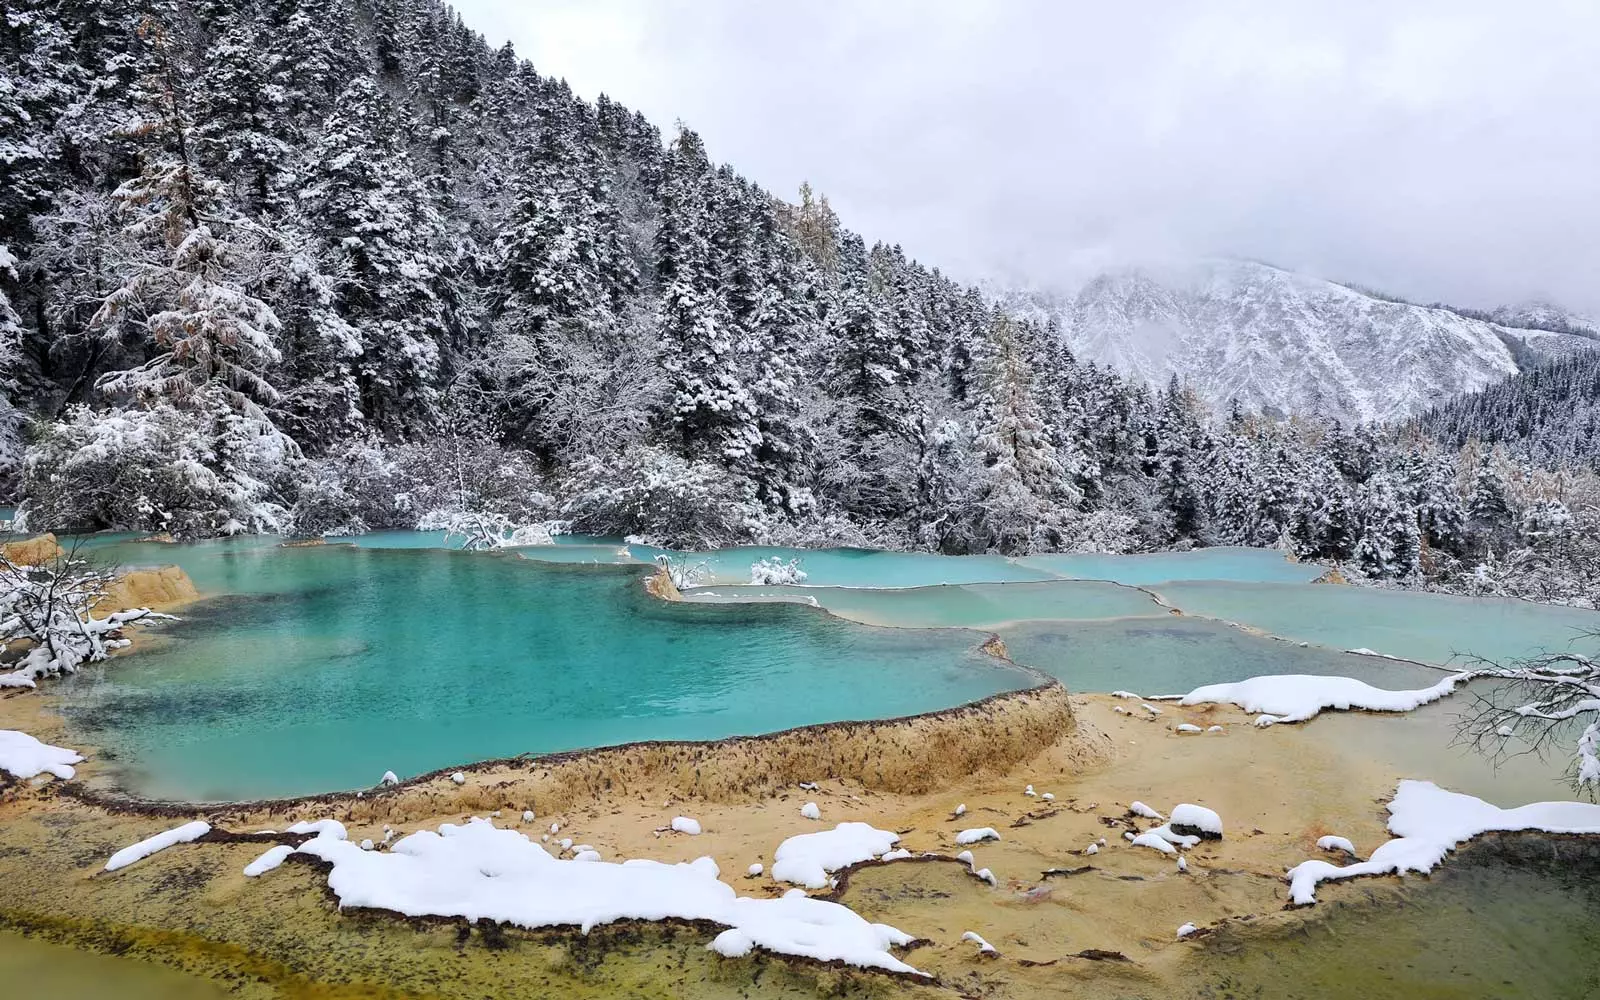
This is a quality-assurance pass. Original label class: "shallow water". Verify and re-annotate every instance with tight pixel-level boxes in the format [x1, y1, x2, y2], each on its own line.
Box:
[1154, 581, 1600, 666]
[682, 579, 1166, 628]
[1192, 836, 1600, 1000]
[0, 931, 230, 999]
[59, 547, 1035, 801]
[49, 532, 1600, 803]
[1015, 545, 1326, 585]
[998, 616, 1445, 696]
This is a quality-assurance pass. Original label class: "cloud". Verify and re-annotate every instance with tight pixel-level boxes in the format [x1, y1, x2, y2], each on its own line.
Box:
[454, 0, 1600, 313]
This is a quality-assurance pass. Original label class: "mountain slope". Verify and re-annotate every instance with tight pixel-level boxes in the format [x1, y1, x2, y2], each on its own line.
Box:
[1413, 350, 1600, 470]
[1002, 260, 1599, 424]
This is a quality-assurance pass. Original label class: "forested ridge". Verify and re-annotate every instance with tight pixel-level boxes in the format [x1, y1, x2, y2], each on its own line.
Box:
[1413, 352, 1600, 471]
[1, 0, 1596, 601]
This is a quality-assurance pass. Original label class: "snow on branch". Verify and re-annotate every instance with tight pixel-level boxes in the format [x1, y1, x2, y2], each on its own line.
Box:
[1455, 632, 1600, 796]
[0, 549, 175, 689]
[417, 509, 561, 551]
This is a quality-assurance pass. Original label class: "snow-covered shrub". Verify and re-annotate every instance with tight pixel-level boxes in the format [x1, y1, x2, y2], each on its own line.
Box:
[285, 457, 369, 538]
[19, 398, 291, 537]
[562, 445, 756, 548]
[0, 552, 172, 689]
[750, 557, 807, 585]
[654, 554, 710, 590]
[288, 437, 555, 535]
[417, 509, 558, 550]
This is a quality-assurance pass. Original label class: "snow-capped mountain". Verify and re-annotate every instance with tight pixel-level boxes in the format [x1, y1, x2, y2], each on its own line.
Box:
[1000, 259, 1599, 424]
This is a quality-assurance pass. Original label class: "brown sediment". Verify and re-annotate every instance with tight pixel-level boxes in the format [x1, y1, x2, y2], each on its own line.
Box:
[2, 532, 62, 565]
[643, 564, 682, 601]
[279, 538, 327, 547]
[97, 566, 200, 614]
[979, 633, 1008, 658]
[1313, 567, 1349, 585]
[0, 692, 1497, 999]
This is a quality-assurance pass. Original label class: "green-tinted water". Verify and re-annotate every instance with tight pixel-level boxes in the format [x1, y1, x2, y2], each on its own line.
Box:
[60, 546, 1035, 801]
[1153, 581, 1600, 666]
[998, 616, 1445, 695]
[1191, 837, 1600, 999]
[682, 579, 1165, 627]
[0, 931, 230, 999]
[50, 533, 1600, 804]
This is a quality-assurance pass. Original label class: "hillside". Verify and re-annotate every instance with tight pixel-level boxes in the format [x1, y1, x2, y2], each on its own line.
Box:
[1413, 351, 1600, 470]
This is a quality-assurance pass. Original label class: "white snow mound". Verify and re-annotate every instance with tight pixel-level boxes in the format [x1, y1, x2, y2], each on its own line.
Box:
[1169, 804, 1222, 838]
[0, 729, 85, 780]
[284, 817, 921, 973]
[955, 828, 1000, 845]
[1179, 673, 1467, 724]
[771, 822, 901, 889]
[106, 821, 211, 872]
[1286, 780, 1600, 905]
[244, 844, 294, 877]
[671, 816, 703, 836]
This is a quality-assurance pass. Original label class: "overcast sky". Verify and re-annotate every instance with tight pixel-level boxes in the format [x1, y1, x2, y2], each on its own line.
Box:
[455, 0, 1600, 313]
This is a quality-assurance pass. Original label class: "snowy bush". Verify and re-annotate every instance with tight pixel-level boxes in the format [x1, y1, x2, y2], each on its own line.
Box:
[287, 437, 555, 536]
[417, 509, 558, 550]
[20, 399, 290, 537]
[562, 445, 756, 548]
[654, 554, 710, 590]
[0, 551, 173, 689]
[750, 557, 807, 585]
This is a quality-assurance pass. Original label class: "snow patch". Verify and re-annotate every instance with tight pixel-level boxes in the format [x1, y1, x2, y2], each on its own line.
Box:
[1169, 804, 1223, 839]
[955, 828, 1000, 845]
[1316, 835, 1358, 857]
[284, 818, 920, 973]
[961, 930, 998, 955]
[1179, 673, 1467, 725]
[0, 730, 84, 780]
[1287, 780, 1600, 905]
[671, 816, 703, 836]
[1129, 832, 1177, 855]
[771, 822, 900, 889]
[800, 802, 821, 820]
[1128, 801, 1164, 820]
[287, 819, 348, 841]
[105, 821, 211, 872]
[243, 845, 294, 877]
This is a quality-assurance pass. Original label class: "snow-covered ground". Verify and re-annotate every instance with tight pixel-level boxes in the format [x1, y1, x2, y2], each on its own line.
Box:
[1287, 780, 1600, 904]
[0, 730, 84, 780]
[105, 820, 211, 872]
[1178, 672, 1467, 725]
[262, 817, 920, 974]
[771, 822, 901, 888]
